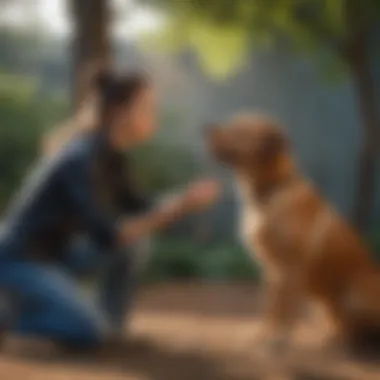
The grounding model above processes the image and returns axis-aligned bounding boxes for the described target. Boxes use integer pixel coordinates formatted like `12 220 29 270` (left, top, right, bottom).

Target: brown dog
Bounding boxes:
207 112 380 353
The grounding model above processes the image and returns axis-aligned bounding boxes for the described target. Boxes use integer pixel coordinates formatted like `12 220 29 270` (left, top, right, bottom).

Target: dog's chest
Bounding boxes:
236 181 288 276
236 181 268 256
240 202 265 245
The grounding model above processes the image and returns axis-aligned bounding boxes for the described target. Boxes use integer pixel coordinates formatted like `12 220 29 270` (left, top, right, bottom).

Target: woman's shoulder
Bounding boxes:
56 132 99 166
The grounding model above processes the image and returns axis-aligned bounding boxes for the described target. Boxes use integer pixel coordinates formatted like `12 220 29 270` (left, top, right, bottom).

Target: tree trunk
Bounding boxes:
69 0 112 110
344 0 379 231
348 48 379 231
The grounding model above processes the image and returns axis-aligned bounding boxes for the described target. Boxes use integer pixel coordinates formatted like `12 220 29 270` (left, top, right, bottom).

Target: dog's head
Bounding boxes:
206 113 291 177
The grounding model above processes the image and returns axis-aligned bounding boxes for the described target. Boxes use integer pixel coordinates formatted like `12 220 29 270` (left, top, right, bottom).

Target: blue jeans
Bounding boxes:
0 236 151 348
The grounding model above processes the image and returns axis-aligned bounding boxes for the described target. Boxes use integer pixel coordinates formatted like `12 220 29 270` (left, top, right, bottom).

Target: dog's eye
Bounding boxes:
258 133 286 158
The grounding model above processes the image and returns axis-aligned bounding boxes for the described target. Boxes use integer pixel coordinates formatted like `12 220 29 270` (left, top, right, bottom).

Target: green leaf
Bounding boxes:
139 15 192 54
324 0 346 37
142 0 373 81
189 22 249 78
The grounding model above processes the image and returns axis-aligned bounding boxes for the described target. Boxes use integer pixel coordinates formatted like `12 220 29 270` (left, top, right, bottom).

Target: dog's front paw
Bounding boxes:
236 322 289 357
235 322 267 351
270 334 289 352
258 331 290 359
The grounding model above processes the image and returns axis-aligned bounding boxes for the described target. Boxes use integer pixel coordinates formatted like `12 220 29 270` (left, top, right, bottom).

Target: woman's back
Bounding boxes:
3 130 151 261
3 133 101 260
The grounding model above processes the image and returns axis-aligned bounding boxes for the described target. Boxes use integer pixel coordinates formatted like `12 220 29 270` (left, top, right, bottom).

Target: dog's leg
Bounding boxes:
313 295 351 355
259 271 305 353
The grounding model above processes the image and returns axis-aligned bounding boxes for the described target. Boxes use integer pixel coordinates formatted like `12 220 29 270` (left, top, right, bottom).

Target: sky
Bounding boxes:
0 0 164 39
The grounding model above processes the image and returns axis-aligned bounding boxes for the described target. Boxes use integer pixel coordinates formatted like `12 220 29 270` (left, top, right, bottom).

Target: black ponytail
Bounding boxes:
93 69 148 124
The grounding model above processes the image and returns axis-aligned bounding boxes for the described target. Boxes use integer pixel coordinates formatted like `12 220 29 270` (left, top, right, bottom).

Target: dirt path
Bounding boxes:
1 283 380 380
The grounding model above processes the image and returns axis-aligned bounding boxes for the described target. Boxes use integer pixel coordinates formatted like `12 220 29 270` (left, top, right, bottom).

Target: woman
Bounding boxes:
0 70 220 349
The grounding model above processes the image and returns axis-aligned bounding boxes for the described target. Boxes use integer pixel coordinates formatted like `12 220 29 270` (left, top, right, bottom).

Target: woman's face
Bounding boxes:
111 86 158 149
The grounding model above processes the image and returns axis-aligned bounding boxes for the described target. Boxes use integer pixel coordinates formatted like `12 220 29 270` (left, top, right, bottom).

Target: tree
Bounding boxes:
39 0 111 155
143 0 380 230
69 0 112 108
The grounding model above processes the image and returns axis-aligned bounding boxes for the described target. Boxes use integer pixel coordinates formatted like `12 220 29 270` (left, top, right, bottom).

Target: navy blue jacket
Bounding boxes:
2 131 151 260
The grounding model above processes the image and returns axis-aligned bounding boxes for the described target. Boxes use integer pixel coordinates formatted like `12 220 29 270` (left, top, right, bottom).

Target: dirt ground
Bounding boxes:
1 282 380 380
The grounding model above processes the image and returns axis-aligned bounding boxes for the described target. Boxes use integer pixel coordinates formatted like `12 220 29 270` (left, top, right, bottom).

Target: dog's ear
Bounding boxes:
258 130 288 162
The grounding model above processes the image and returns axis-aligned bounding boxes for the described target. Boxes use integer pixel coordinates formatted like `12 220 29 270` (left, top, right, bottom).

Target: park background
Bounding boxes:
1 1 380 380
1 0 380 284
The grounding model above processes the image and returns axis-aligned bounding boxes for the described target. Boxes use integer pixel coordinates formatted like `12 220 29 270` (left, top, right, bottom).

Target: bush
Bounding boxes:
142 238 261 282
0 73 67 211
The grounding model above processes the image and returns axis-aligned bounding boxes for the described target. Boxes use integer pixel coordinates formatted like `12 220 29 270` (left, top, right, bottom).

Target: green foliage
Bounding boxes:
0 72 67 211
131 111 201 193
132 143 199 193
142 0 379 80
142 15 251 78
143 238 260 282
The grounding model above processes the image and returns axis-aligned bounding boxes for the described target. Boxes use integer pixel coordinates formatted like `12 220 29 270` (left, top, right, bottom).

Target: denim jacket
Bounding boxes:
2 131 151 260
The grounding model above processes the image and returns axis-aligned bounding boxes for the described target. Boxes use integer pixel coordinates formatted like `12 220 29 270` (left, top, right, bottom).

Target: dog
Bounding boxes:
206 112 380 354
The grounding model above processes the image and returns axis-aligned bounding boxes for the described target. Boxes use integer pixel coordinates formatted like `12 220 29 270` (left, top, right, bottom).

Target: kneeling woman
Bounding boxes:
0 70 219 349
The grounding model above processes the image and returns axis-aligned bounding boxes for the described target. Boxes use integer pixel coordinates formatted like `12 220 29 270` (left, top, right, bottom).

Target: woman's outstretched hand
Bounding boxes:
119 179 221 245
182 179 221 212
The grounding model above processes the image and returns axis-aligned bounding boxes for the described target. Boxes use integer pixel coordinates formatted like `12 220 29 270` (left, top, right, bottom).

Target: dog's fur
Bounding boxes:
207 113 380 352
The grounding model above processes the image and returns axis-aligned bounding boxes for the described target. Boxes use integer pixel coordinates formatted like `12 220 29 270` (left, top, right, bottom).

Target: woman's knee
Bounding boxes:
63 321 104 348
15 291 108 347
48 304 108 348
15 303 107 347
60 305 108 345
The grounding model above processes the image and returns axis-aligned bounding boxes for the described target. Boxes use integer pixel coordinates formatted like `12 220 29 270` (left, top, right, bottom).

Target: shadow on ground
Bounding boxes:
137 282 263 318
1 283 380 380
1 337 257 380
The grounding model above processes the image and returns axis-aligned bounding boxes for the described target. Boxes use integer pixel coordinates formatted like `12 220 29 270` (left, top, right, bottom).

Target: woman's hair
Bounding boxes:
95 70 147 120
43 69 149 156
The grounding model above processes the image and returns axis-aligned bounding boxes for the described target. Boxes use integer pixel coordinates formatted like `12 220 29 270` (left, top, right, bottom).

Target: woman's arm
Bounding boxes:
60 144 219 249
118 180 220 245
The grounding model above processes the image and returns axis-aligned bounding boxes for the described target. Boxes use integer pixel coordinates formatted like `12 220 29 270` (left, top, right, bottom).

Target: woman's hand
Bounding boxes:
118 179 221 245
181 179 221 212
